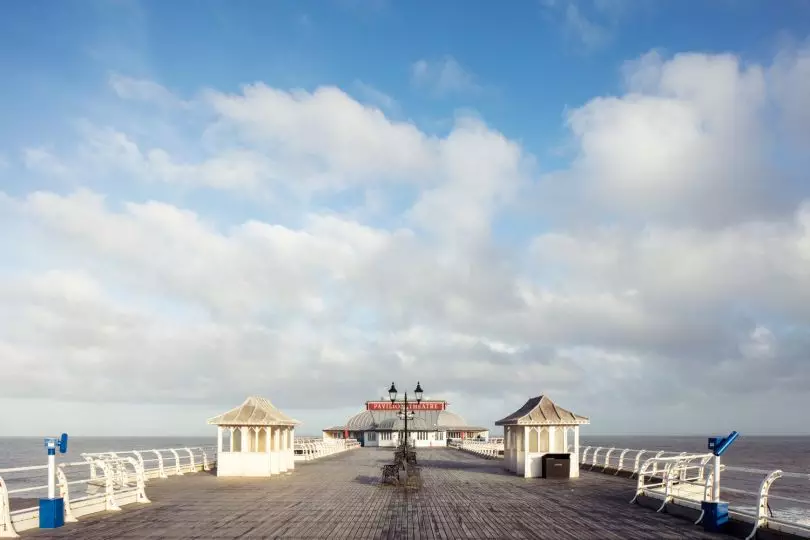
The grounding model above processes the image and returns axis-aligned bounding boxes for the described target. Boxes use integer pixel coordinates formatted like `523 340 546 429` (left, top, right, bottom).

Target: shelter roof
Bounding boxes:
207 396 300 427
494 395 589 426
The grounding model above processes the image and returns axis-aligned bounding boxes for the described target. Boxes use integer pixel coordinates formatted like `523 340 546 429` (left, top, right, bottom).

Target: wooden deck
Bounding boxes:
27 448 720 539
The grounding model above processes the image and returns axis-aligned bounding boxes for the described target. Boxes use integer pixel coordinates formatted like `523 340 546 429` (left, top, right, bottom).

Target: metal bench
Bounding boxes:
381 464 400 486
404 465 422 489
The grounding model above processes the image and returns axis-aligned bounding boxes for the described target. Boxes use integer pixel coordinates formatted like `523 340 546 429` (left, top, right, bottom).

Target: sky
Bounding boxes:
1 0 809 437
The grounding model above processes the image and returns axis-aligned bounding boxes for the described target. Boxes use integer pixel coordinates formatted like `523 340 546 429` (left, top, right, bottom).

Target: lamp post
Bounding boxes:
388 381 423 448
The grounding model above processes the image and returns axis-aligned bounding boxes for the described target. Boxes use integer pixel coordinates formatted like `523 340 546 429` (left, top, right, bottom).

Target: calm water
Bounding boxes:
581 435 810 471
0 436 215 469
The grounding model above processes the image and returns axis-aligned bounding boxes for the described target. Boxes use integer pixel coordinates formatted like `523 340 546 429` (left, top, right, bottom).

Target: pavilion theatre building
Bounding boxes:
323 399 488 448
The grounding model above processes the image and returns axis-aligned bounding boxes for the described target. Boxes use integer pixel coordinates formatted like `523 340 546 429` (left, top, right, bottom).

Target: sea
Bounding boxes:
1 435 808 523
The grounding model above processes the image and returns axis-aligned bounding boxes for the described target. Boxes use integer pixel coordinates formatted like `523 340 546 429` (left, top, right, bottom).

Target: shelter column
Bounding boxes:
270 427 280 475
288 427 295 470
265 427 271 454
241 426 249 453
523 426 529 478
279 428 288 472
502 426 509 470
229 427 235 452
548 426 556 453
572 425 580 478
217 426 223 453
563 426 569 452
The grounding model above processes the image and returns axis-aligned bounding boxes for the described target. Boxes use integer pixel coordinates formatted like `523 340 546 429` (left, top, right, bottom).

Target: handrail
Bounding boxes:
570 445 810 539
293 439 359 461
0 445 217 537
81 446 217 481
453 440 504 459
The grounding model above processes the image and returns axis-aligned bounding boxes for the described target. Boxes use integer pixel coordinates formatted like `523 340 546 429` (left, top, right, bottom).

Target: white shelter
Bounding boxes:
208 396 300 477
495 395 589 478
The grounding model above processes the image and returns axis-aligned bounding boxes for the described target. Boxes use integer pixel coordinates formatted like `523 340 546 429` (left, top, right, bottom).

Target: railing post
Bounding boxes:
633 450 646 478
630 458 653 504
201 448 209 471
184 448 195 472
169 449 183 476
153 450 168 479
57 465 78 523
651 451 665 475
84 455 98 481
581 446 591 463
125 458 150 504
604 447 615 469
657 461 676 513
0 473 19 538
132 451 146 482
97 459 121 512
745 470 783 540
592 447 602 467
617 449 630 473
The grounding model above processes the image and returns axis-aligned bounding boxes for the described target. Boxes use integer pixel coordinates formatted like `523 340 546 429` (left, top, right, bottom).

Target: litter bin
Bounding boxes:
542 453 570 478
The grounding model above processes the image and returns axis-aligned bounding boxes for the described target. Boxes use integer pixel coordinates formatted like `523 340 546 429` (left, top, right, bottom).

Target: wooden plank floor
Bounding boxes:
26 448 722 539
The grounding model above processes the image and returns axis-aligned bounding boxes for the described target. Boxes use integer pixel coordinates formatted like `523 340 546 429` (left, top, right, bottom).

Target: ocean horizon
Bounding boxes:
3 434 808 470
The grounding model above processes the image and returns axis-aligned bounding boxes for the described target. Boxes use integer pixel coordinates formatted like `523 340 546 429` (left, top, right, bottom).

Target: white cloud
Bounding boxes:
410 56 481 97
540 0 628 51
3 43 810 436
204 84 435 191
353 80 398 111
109 73 189 108
543 48 805 226
23 147 71 177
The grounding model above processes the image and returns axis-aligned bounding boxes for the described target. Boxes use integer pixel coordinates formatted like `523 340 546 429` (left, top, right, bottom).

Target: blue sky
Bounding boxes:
3 0 806 168
1 0 810 436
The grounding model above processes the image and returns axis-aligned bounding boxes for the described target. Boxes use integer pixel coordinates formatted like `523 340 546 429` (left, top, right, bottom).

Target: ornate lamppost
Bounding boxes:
388 381 423 448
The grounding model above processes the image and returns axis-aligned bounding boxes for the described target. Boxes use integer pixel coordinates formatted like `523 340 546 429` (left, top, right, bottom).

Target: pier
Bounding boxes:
21 448 718 539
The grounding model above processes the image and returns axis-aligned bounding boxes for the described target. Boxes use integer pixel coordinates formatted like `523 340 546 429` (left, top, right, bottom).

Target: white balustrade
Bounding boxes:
567 444 810 539
293 439 360 462
454 440 505 459
0 446 216 537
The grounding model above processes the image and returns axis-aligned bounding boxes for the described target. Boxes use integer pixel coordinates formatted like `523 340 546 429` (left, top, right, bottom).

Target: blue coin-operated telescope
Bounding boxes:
40 433 69 529
708 430 739 456
700 431 740 533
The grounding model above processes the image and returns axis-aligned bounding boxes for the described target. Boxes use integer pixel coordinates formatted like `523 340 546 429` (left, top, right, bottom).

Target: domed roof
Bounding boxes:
327 402 489 433
377 417 430 431
437 410 468 429
345 410 376 431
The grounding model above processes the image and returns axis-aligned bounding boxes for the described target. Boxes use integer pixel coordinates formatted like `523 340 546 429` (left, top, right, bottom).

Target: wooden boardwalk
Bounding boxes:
27 448 720 539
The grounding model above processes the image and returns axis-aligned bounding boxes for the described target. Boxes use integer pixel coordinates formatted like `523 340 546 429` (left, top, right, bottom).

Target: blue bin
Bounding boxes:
39 498 65 529
701 501 729 533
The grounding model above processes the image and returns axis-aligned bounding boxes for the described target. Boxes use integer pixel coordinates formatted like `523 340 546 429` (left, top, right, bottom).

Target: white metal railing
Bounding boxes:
452 440 504 459
576 445 680 477
80 446 216 480
572 445 810 539
720 466 810 540
294 439 360 462
629 453 715 511
0 446 216 538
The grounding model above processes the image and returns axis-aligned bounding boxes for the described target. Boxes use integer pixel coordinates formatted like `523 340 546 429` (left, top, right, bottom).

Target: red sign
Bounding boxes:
367 401 446 411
